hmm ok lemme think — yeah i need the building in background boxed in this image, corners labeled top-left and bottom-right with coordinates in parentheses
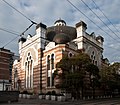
top-left (0, 48), bottom-right (14, 91)
top-left (12, 19), bottom-right (104, 93)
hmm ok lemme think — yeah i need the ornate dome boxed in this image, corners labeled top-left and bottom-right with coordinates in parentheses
top-left (46, 21), bottom-right (77, 44)
top-left (46, 19), bottom-right (77, 44)
top-left (53, 33), bottom-right (70, 44)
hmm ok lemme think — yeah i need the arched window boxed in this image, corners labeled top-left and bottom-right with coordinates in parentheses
top-left (47, 55), bottom-right (50, 87)
top-left (51, 54), bottom-right (55, 86)
top-left (47, 54), bottom-right (55, 87)
top-left (51, 54), bottom-right (54, 69)
top-left (47, 55), bottom-right (50, 70)
top-left (91, 51), bottom-right (97, 66)
top-left (25, 52), bottom-right (33, 88)
top-left (14, 68), bottom-right (18, 89)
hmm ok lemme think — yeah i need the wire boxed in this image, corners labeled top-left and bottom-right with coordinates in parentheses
top-left (80, 0), bottom-right (120, 39)
top-left (91, 0), bottom-right (120, 34)
top-left (104, 44), bottom-right (120, 52)
top-left (2, 0), bottom-right (37, 24)
top-left (2, 35), bottom-right (19, 48)
top-left (1, 0), bottom-right (37, 47)
top-left (21, 23), bottom-right (34, 36)
top-left (0, 23), bottom-right (35, 37)
top-left (0, 27), bottom-right (20, 36)
top-left (66, 0), bottom-right (120, 43)
top-left (1, 23), bottom-right (36, 47)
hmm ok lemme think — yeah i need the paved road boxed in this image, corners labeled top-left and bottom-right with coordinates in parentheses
top-left (1, 98), bottom-right (120, 105)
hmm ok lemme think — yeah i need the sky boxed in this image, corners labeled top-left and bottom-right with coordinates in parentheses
top-left (0, 0), bottom-right (120, 63)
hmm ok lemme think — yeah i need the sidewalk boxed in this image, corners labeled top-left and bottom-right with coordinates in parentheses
top-left (1, 97), bottom-right (120, 105)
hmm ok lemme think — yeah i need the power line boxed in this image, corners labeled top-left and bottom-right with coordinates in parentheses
top-left (20, 23), bottom-right (34, 36)
top-left (0, 27), bottom-right (20, 36)
top-left (1, 0), bottom-right (37, 47)
top-left (1, 23), bottom-right (35, 47)
top-left (104, 44), bottom-right (120, 52)
top-left (91, 0), bottom-right (120, 34)
top-left (2, 0), bottom-right (37, 24)
top-left (80, 0), bottom-right (120, 40)
top-left (66, 0), bottom-right (120, 43)
top-left (2, 35), bottom-right (19, 48)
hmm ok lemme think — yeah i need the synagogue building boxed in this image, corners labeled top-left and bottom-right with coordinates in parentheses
top-left (12, 19), bottom-right (104, 93)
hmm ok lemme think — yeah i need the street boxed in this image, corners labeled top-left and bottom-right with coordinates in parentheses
top-left (1, 98), bottom-right (120, 105)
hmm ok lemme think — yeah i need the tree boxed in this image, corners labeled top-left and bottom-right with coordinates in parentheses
top-left (86, 64), bottom-right (100, 98)
top-left (109, 62), bottom-right (120, 96)
top-left (54, 53), bottom-right (100, 99)
top-left (100, 62), bottom-right (120, 96)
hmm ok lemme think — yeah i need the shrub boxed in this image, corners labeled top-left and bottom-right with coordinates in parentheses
top-left (39, 93), bottom-right (45, 95)
top-left (22, 90), bottom-right (28, 94)
top-left (46, 91), bottom-right (51, 95)
top-left (51, 90), bottom-right (56, 95)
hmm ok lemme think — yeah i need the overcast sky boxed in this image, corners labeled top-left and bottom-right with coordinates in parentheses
top-left (0, 0), bottom-right (120, 63)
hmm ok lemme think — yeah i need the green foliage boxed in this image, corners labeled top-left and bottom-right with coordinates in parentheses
top-left (55, 53), bottom-right (100, 99)
top-left (100, 62), bottom-right (120, 95)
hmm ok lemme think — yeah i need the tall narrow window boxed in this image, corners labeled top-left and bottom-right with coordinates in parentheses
top-left (47, 55), bottom-right (50, 87)
top-left (51, 54), bottom-right (55, 86)
top-left (91, 51), bottom-right (97, 65)
top-left (47, 55), bottom-right (50, 70)
top-left (25, 52), bottom-right (33, 88)
top-left (30, 60), bottom-right (33, 88)
top-left (51, 54), bottom-right (54, 69)
top-left (52, 70), bottom-right (54, 86)
top-left (47, 54), bottom-right (55, 87)
top-left (14, 69), bottom-right (18, 89)
top-left (25, 62), bottom-right (27, 88)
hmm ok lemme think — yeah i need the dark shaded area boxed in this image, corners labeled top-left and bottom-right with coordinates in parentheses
top-left (0, 91), bottom-right (19, 103)
top-left (46, 26), bottom-right (77, 44)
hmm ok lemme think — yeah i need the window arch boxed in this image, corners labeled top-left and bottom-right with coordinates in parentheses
top-left (91, 51), bottom-right (97, 66)
top-left (47, 55), bottom-right (50, 87)
top-left (25, 52), bottom-right (33, 88)
top-left (51, 54), bottom-right (55, 86)
top-left (51, 54), bottom-right (54, 69)
top-left (47, 55), bottom-right (50, 70)
top-left (14, 68), bottom-right (18, 89)
top-left (46, 53), bottom-right (55, 87)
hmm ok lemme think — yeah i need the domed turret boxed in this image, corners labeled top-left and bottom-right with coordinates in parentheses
top-left (54, 19), bottom-right (66, 26)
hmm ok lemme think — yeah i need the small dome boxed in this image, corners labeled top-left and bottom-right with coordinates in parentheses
top-left (54, 19), bottom-right (66, 26)
top-left (53, 33), bottom-right (70, 44)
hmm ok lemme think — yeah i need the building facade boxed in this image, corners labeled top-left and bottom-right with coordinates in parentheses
top-left (12, 19), bottom-right (104, 93)
top-left (0, 48), bottom-right (14, 91)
